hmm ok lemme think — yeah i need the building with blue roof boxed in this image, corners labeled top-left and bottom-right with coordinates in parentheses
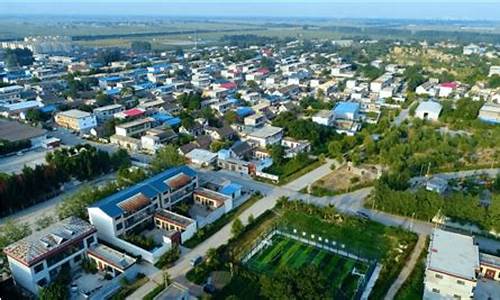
top-left (87, 166), bottom-right (198, 262)
top-left (236, 107), bottom-right (255, 118)
top-left (151, 112), bottom-right (181, 127)
top-left (333, 101), bottom-right (360, 121)
top-left (220, 183), bottom-right (242, 200)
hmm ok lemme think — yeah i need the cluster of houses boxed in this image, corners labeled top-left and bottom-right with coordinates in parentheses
top-left (3, 165), bottom-right (245, 299)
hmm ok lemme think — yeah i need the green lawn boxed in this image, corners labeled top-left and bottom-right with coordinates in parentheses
top-left (245, 235), bottom-right (367, 298)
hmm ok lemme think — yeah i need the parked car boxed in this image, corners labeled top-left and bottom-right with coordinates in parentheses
top-left (356, 211), bottom-right (370, 219)
top-left (190, 255), bottom-right (203, 266)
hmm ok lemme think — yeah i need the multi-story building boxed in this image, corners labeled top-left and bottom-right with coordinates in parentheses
top-left (87, 166), bottom-right (198, 263)
top-left (93, 104), bottom-right (124, 123)
top-left (423, 229), bottom-right (480, 300)
top-left (115, 117), bottom-right (155, 138)
top-left (3, 217), bottom-right (98, 295)
top-left (54, 109), bottom-right (97, 132)
top-left (245, 125), bottom-right (283, 148)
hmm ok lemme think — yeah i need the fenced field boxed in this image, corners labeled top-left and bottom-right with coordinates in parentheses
top-left (245, 234), bottom-right (370, 298)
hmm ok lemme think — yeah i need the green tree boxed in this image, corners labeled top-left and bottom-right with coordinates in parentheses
top-left (270, 144), bottom-right (285, 166)
top-left (224, 111), bottom-right (239, 125)
top-left (231, 218), bottom-right (244, 237)
top-left (150, 145), bottom-right (185, 174)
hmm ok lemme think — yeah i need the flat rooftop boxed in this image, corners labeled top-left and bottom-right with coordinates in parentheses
top-left (427, 229), bottom-right (479, 281)
top-left (154, 209), bottom-right (195, 228)
top-left (116, 117), bottom-right (155, 129)
top-left (249, 125), bottom-right (283, 138)
top-left (87, 244), bottom-right (136, 271)
top-left (57, 109), bottom-right (92, 119)
top-left (0, 119), bottom-right (47, 142)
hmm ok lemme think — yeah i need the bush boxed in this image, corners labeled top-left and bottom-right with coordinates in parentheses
top-left (154, 247), bottom-right (180, 269)
top-left (122, 234), bottom-right (158, 251)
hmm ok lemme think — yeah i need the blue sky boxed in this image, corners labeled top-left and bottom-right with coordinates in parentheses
top-left (2, 1), bottom-right (500, 20)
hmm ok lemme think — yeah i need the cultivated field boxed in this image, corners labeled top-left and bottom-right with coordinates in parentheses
top-left (245, 235), bottom-right (368, 298)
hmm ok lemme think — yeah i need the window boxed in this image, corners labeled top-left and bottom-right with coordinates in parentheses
top-left (74, 254), bottom-right (82, 263)
top-left (435, 274), bottom-right (443, 279)
top-left (86, 236), bottom-right (95, 246)
top-left (116, 223), bottom-right (123, 231)
top-left (432, 288), bottom-right (440, 294)
top-left (453, 295), bottom-right (461, 300)
top-left (37, 278), bottom-right (48, 287)
top-left (34, 263), bottom-right (44, 274)
top-left (457, 280), bottom-right (465, 285)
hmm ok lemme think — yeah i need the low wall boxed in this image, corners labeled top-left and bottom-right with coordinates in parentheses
top-left (109, 236), bottom-right (171, 264)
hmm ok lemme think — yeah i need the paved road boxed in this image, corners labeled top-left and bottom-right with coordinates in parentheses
top-left (0, 148), bottom-right (50, 174)
top-left (0, 172), bottom-right (117, 229)
top-left (384, 234), bottom-right (427, 300)
top-left (393, 106), bottom-right (411, 126)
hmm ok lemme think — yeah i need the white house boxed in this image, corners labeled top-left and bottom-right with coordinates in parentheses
top-left (415, 101), bottom-right (442, 121)
top-left (312, 110), bottom-right (334, 126)
top-left (245, 125), bottom-right (283, 148)
top-left (4, 217), bottom-right (98, 295)
top-left (423, 229), bottom-right (479, 300)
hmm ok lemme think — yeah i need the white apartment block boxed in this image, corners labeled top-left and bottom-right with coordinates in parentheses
top-left (424, 229), bottom-right (479, 300)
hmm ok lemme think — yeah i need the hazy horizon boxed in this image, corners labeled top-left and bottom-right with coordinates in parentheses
top-left (2, 1), bottom-right (500, 21)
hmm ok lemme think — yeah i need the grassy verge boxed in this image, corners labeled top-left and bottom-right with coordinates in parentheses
top-left (183, 193), bottom-right (264, 249)
top-left (111, 274), bottom-right (149, 300)
top-left (278, 159), bottom-right (324, 185)
top-left (142, 282), bottom-right (166, 300)
top-left (395, 237), bottom-right (430, 300)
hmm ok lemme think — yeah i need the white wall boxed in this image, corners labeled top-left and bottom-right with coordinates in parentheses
top-left (423, 269), bottom-right (476, 299)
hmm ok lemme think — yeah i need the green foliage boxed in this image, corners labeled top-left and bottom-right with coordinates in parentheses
top-left (488, 75), bottom-right (500, 89)
top-left (150, 145), bottom-right (185, 174)
top-left (0, 138), bottom-right (31, 155)
top-left (224, 110), bottom-right (239, 125)
top-left (371, 183), bottom-right (500, 232)
top-left (264, 153), bottom-right (314, 178)
top-left (81, 258), bottom-right (98, 274)
top-left (39, 266), bottom-right (70, 300)
top-left (57, 183), bottom-right (121, 219)
top-left (122, 233), bottom-right (159, 251)
top-left (404, 65), bottom-right (426, 91)
top-left (0, 164), bottom-right (65, 217)
top-left (269, 144), bottom-right (285, 166)
top-left (299, 96), bottom-right (332, 110)
top-left (96, 92), bottom-right (113, 106)
top-left (178, 92), bottom-right (202, 111)
top-left (96, 49), bottom-right (122, 65)
top-left (154, 247), bottom-right (180, 269)
top-left (142, 282), bottom-right (166, 300)
top-left (46, 144), bottom-right (129, 181)
top-left (357, 64), bottom-right (384, 81)
top-left (5, 48), bottom-right (33, 67)
top-left (0, 220), bottom-right (31, 271)
top-left (25, 108), bottom-right (51, 123)
top-left (260, 266), bottom-right (330, 299)
top-left (34, 215), bottom-right (55, 230)
top-left (273, 112), bottom-right (338, 154)
top-left (440, 98), bottom-right (484, 127)
top-left (231, 218), bottom-right (244, 238)
top-left (131, 41), bottom-right (152, 51)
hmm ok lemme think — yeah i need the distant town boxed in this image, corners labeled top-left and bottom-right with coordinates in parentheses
top-left (0, 13), bottom-right (499, 300)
